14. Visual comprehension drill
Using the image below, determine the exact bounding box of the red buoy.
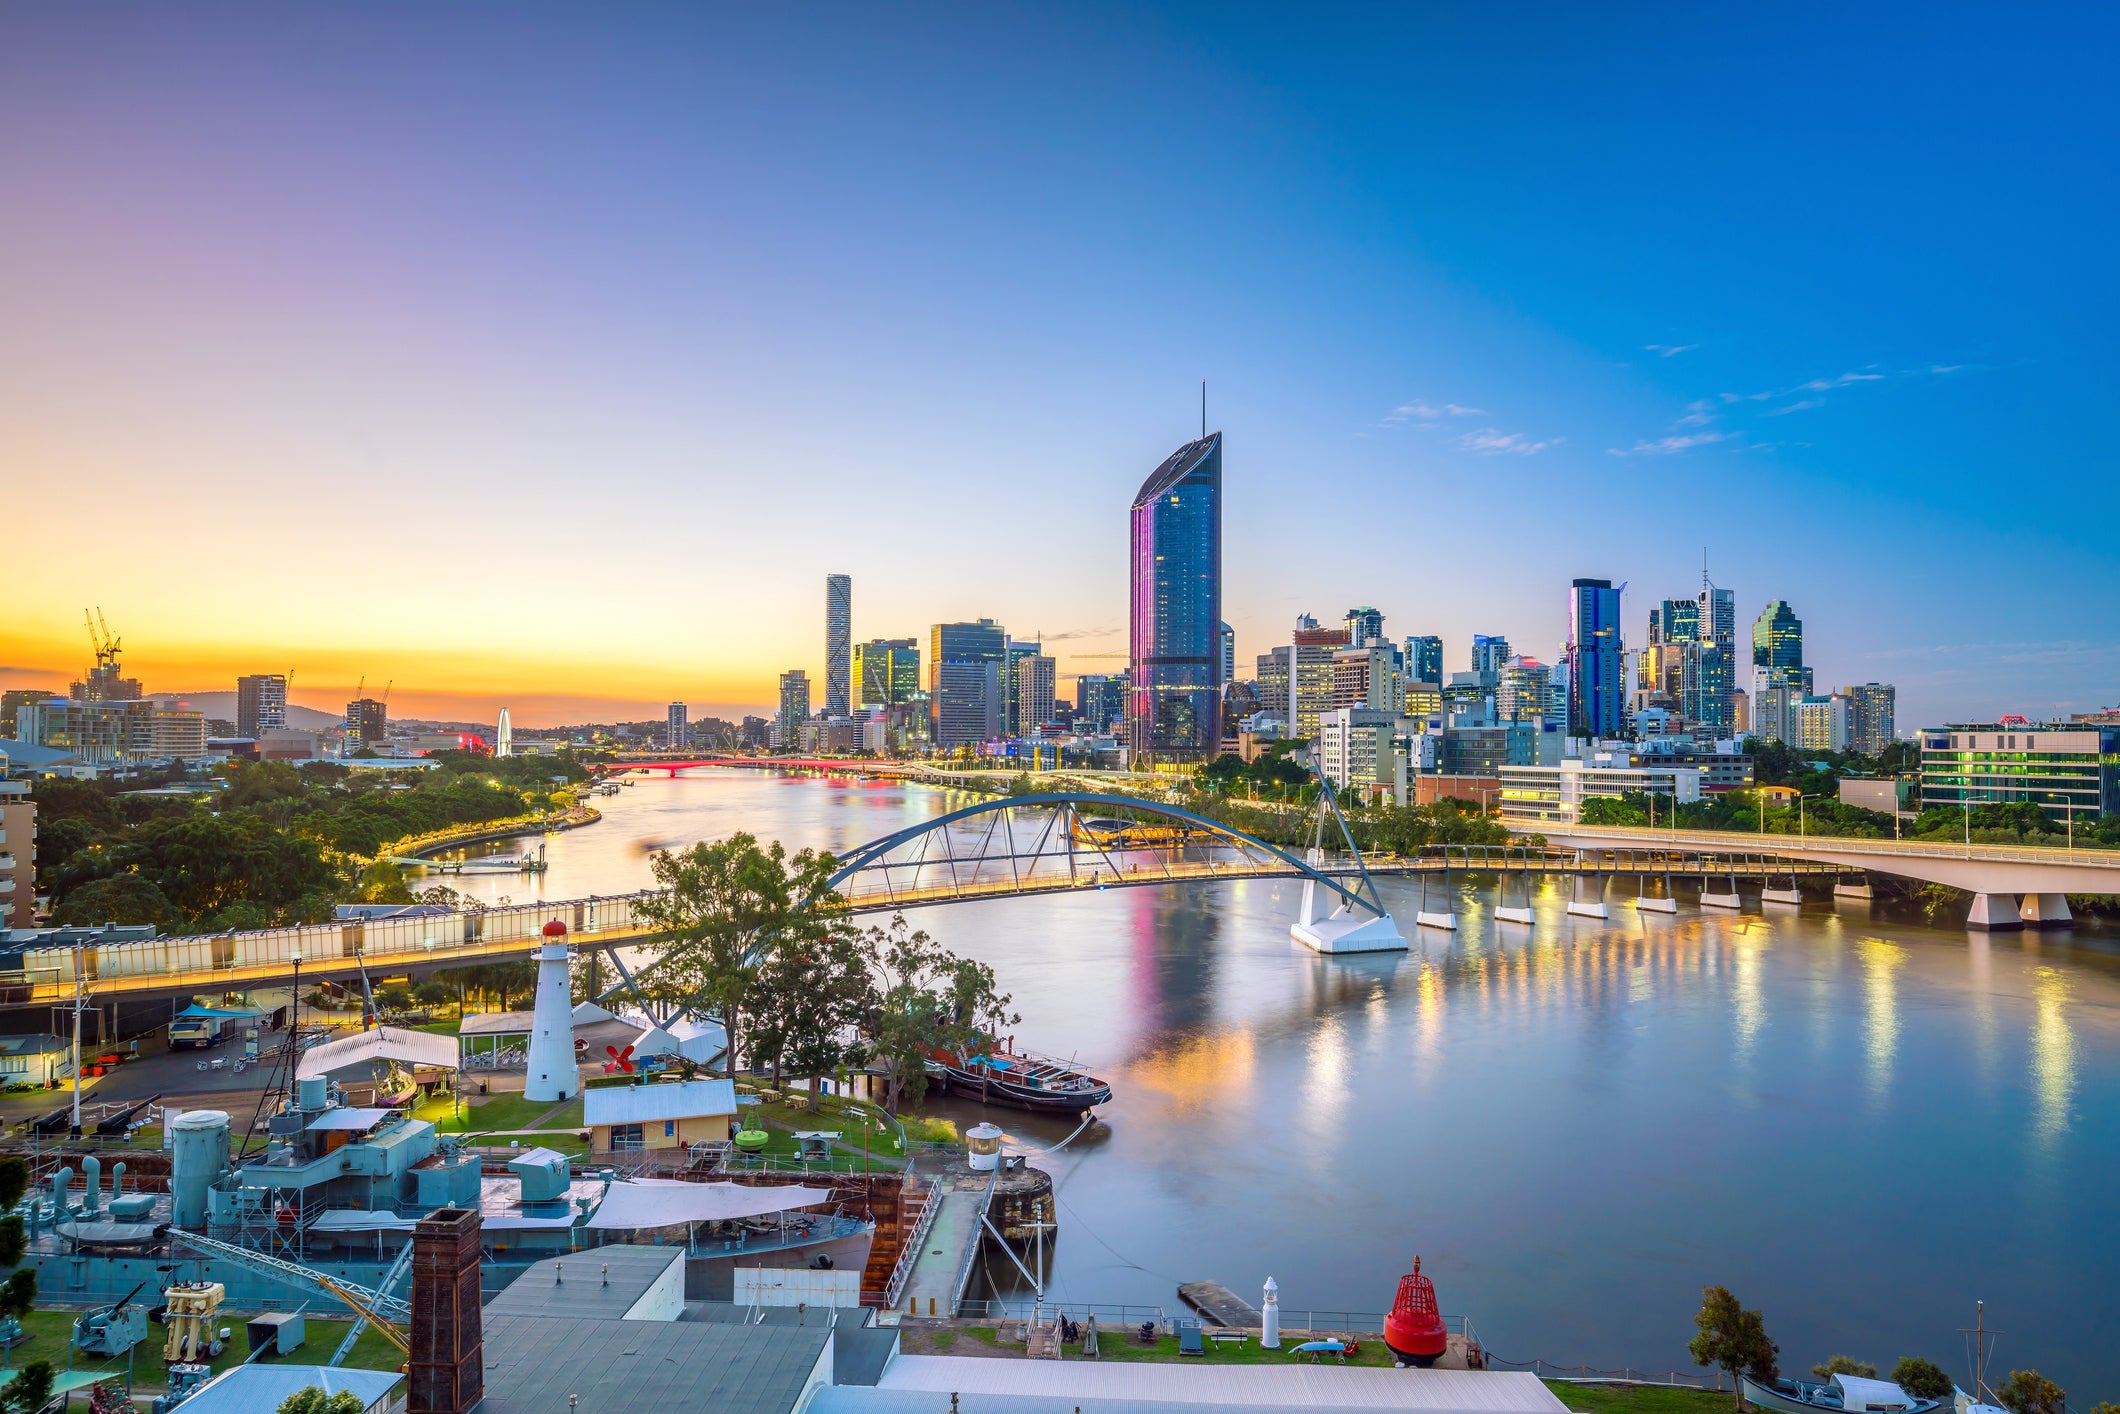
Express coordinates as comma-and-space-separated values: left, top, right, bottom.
1384, 1256, 1449, 1366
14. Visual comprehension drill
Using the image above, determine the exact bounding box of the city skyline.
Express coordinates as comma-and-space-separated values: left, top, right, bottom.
2, 8, 2115, 727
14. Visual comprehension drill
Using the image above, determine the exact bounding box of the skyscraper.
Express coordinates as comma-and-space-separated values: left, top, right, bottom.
824, 574, 852, 718
1565, 578, 1625, 739
1342, 606, 1385, 646
1751, 601, 1808, 694
1471, 635, 1510, 674
666, 701, 688, 751
1014, 652, 1057, 734
930, 620, 1007, 745
346, 697, 387, 746
1289, 615, 1352, 739
1843, 683, 1897, 756
1220, 623, 1236, 686
1694, 579, 1737, 733
1004, 641, 1045, 736
1255, 648, 1291, 716
1498, 657, 1553, 723
1128, 431, 1222, 763
1403, 636, 1443, 686
777, 670, 810, 746
854, 638, 920, 709
235, 673, 288, 738
1076, 674, 1125, 731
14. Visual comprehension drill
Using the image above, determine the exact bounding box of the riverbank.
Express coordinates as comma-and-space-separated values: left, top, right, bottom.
375, 801, 601, 861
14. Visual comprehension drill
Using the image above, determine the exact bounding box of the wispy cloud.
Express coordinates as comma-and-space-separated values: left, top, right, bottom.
1644, 343, 1699, 358
1461, 428, 1562, 456
1607, 430, 1734, 457
1674, 399, 1718, 427
1384, 400, 1486, 426
1039, 627, 1117, 642
1798, 370, 1884, 392
1768, 398, 1823, 415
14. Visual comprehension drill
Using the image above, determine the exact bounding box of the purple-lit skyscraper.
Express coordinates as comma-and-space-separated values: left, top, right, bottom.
1128, 431, 1223, 763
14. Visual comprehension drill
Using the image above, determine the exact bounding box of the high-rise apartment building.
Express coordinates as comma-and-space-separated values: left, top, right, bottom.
1289, 615, 1352, 740
1403, 636, 1443, 687
346, 697, 388, 746
854, 638, 920, 709
1498, 657, 1554, 724
1220, 623, 1236, 687
236, 673, 288, 738
1255, 648, 1291, 718
1788, 694, 1849, 753
777, 671, 811, 747
1003, 641, 1045, 736
1128, 432, 1222, 763
1331, 644, 1400, 713
930, 620, 1006, 746
666, 702, 688, 751
1471, 635, 1510, 674
1343, 606, 1385, 647
1014, 653, 1057, 734
824, 574, 852, 718
1751, 600, 1808, 695
1565, 578, 1625, 738
1843, 683, 1897, 756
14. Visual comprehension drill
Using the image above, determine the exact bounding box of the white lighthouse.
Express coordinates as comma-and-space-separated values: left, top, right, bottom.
525, 919, 577, 1102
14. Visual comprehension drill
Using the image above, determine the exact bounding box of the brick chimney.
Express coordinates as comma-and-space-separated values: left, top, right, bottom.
409, 1207, 483, 1414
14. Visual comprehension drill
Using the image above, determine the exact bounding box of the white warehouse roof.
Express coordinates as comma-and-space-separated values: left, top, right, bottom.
874, 1357, 1569, 1412
582, 1077, 737, 1126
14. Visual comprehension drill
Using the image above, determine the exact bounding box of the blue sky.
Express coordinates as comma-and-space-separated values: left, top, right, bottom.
1, 3, 2113, 725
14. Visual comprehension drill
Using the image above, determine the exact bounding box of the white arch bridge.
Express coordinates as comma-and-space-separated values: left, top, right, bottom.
0, 793, 1986, 1006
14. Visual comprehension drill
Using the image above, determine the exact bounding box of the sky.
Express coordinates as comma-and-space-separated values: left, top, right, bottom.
2, 4, 2115, 728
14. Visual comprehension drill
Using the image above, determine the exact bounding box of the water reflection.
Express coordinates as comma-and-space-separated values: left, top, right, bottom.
2028, 965, 2077, 1147
1859, 937, 1905, 1110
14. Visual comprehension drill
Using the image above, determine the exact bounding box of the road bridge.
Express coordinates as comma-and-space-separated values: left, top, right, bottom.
1519, 823, 2120, 929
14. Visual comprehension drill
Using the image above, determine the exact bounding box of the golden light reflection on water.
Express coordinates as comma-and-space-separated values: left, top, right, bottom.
2028, 965, 2077, 1146
1731, 929, 1766, 1071
1125, 1028, 1256, 1115
1858, 937, 1906, 1108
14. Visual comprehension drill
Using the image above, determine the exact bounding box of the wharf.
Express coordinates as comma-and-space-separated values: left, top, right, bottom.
896, 1155, 1053, 1318
1177, 1279, 1261, 1328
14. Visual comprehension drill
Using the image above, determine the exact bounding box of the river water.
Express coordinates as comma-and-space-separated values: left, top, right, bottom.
442, 772, 2120, 1395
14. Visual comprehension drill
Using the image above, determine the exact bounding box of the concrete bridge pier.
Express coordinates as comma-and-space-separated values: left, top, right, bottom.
1701, 875, 1743, 910
1967, 893, 2023, 931
2019, 892, 2073, 929
1494, 858, 1535, 924
1834, 875, 1873, 899
1565, 865, 1609, 920
1635, 870, 1678, 913
1415, 867, 1457, 931
1762, 874, 1804, 906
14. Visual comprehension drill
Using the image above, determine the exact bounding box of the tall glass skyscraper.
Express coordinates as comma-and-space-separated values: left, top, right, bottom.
824, 574, 852, 717
1403, 636, 1443, 685
1129, 431, 1222, 763
1751, 600, 1808, 693
1566, 578, 1624, 738
929, 620, 1006, 745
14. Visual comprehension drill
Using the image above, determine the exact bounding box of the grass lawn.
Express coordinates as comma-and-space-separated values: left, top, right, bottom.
7, 1309, 402, 1393
413, 1092, 581, 1135
1545, 1381, 1739, 1414
909, 1322, 1400, 1368
737, 1091, 905, 1170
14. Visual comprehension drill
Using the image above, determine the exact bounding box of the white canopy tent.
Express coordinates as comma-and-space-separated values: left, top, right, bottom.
585, 1178, 833, 1230
296, 1025, 460, 1082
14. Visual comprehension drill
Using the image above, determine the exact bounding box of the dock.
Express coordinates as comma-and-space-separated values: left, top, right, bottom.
1177, 1280, 1262, 1328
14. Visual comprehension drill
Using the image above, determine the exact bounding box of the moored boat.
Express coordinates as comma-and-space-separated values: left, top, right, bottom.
925, 1042, 1112, 1114
1742, 1373, 1948, 1414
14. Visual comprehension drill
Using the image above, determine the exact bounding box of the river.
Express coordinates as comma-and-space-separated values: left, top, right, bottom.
438, 771, 2120, 1396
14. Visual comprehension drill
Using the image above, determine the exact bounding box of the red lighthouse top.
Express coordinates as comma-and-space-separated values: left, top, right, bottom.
542, 920, 567, 938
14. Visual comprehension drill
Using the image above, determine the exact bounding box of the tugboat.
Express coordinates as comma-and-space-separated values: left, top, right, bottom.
1384, 1256, 1449, 1367
925, 1039, 1112, 1115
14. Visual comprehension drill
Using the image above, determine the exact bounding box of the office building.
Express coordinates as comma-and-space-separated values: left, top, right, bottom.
777, 670, 811, 746
1254, 648, 1291, 718
1075, 673, 1125, 732
1565, 578, 1625, 739
236, 674, 288, 738
1471, 635, 1510, 674
15, 699, 207, 766
0, 782, 32, 927
1331, 644, 1400, 713
1920, 721, 2120, 823
1694, 579, 1738, 733
1497, 657, 1552, 724
1648, 581, 1736, 733
1128, 431, 1223, 763
930, 620, 1006, 745
1751, 600, 1810, 695
1289, 615, 1352, 740
1343, 606, 1385, 646
1013, 652, 1057, 734
344, 697, 388, 746
824, 574, 852, 718
1318, 707, 1405, 799
1788, 694, 1849, 753
1752, 686, 1798, 746
1220, 623, 1236, 686
1404, 636, 1443, 686
666, 702, 688, 751
1843, 683, 1897, 756
852, 639, 919, 709
1004, 641, 1045, 736
1499, 751, 1704, 827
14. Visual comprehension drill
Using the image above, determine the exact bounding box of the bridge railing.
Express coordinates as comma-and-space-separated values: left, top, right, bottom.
1530, 823, 2120, 866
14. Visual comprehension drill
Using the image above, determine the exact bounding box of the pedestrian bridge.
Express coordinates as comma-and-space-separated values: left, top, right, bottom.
12, 799, 2107, 1007
1520, 823, 2120, 929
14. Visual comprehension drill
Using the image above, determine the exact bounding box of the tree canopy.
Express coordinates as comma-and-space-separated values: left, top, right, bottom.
1689, 1286, 1779, 1408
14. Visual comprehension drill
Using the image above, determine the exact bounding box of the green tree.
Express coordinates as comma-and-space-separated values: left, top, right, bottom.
1890, 1358, 1954, 1400
1996, 1371, 2066, 1414
858, 915, 1020, 1113
1689, 1286, 1779, 1409
0, 1362, 53, 1413
1813, 1356, 1877, 1380
50, 873, 181, 929
277, 1390, 366, 1414
413, 979, 452, 1007
635, 834, 845, 1076
747, 927, 876, 1094
353, 861, 416, 905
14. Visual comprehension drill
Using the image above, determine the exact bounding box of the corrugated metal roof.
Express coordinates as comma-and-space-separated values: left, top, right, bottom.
305, 1107, 396, 1131
582, 1077, 737, 1125
484, 1247, 681, 1320
480, 1313, 830, 1414
876, 1355, 1569, 1411
179, 1365, 402, 1414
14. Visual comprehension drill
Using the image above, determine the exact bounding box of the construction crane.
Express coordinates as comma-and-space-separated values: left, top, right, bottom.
354, 675, 365, 699
170, 1231, 411, 1355
83, 608, 123, 670
381, 679, 393, 705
